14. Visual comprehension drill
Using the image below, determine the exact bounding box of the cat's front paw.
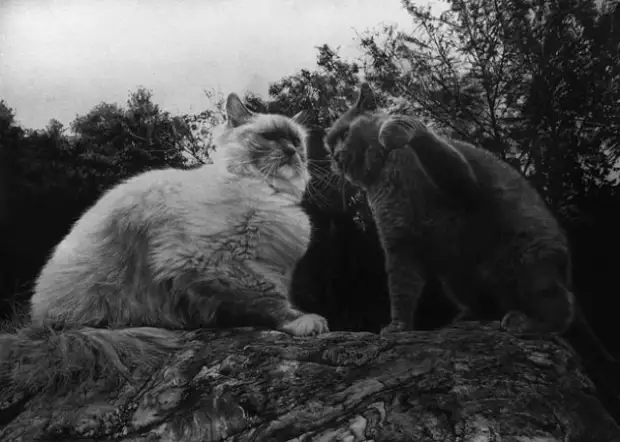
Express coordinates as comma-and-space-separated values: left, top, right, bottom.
380, 320, 412, 335
281, 314, 330, 337
500, 310, 532, 335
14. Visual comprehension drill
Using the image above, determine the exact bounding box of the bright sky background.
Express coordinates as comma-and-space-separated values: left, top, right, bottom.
0, 0, 443, 130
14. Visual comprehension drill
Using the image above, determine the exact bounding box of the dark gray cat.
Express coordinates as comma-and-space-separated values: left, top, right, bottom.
325, 83, 615, 367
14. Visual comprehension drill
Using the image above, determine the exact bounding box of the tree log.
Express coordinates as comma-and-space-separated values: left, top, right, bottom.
1, 321, 619, 442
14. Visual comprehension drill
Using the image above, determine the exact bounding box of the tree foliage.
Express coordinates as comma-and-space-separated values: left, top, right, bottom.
267, 44, 364, 126
358, 0, 620, 216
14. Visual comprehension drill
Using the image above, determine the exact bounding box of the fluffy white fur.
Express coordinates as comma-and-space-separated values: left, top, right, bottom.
0, 93, 328, 394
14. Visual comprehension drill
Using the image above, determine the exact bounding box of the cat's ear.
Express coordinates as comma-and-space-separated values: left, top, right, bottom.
378, 115, 426, 150
292, 109, 310, 125
354, 82, 377, 112
226, 93, 254, 127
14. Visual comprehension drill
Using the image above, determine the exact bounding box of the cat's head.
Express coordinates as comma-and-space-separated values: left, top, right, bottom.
324, 83, 386, 188
325, 83, 428, 188
212, 93, 310, 198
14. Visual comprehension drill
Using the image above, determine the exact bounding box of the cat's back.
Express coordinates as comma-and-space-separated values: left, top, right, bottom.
56, 167, 216, 246
450, 140, 526, 192
39, 165, 240, 291
444, 140, 567, 285
450, 140, 558, 227
32, 166, 212, 314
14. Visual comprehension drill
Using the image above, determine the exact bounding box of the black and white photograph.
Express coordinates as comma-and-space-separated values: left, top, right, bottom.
1, 0, 619, 440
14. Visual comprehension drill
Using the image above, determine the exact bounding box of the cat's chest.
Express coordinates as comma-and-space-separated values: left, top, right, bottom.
203, 186, 310, 266
368, 185, 462, 234
248, 203, 309, 263
368, 187, 470, 268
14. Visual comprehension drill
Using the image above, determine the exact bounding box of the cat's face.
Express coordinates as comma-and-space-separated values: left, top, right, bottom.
324, 83, 387, 188
326, 84, 428, 189
214, 93, 310, 198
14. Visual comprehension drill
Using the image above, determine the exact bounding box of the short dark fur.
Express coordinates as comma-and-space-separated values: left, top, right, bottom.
326, 84, 617, 366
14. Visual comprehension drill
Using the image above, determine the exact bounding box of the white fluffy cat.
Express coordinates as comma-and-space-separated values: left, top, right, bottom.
0, 92, 329, 394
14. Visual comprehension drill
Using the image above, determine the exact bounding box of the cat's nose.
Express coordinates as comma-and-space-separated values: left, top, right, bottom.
283, 144, 297, 158
333, 150, 343, 164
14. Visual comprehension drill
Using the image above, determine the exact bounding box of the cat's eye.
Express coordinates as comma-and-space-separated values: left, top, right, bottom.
261, 132, 280, 141
340, 129, 349, 140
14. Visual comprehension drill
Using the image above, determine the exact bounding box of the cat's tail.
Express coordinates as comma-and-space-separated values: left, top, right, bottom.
566, 305, 617, 366
0, 325, 183, 394
564, 305, 620, 418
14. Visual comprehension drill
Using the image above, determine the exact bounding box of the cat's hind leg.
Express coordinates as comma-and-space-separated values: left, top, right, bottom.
500, 281, 575, 336
500, 247, 575, 336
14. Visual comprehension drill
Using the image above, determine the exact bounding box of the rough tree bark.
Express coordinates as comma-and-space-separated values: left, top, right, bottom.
1, 321, 619, 442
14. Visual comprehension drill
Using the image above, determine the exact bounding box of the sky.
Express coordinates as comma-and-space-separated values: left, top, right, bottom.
0, 0, 439, 130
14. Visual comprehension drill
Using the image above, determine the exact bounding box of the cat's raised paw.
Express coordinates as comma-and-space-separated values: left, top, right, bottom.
380, 320, 412, 335
281, 314, 329, 337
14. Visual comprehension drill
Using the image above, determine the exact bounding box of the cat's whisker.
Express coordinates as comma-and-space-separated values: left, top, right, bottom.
266, 163, 279, 189
306, 165, 333, 177
307, 191, 333, 211
233, 160, 256, 170
258, 164, 275, 184
307, 158, 331, 166
306, 165, 336, 183
305, 178, 345, 210
312, 172, 344, 194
